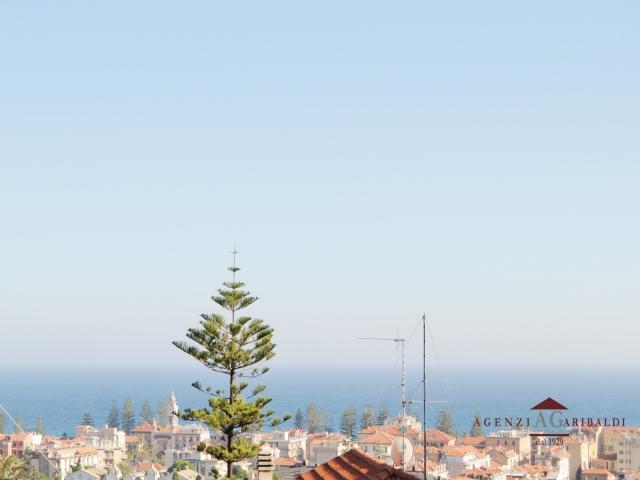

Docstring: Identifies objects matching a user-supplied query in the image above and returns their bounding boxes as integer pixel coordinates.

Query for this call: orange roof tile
[444,445,483,457]
[459,436,486,447]
[359,430,396,445]
[583,468,612,476]
[424,429,455,442]
[132,423,154,433]
[275,458,303,467]
[135,462,167,472]
[296,448,420,480]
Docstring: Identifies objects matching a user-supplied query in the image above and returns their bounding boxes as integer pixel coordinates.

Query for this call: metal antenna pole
[358,335,407,469]
[422,314,427,480]
[400,337,407,419]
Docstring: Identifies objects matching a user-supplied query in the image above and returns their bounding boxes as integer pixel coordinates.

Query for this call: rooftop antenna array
[358,335,409,469]
[361,315,444,479]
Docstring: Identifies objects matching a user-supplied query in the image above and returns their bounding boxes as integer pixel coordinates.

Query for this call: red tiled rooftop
[423,429,455,442]
[358,430,396,445]
[583,468,612,476]
[132,422,154,433]
[296,448,420,480]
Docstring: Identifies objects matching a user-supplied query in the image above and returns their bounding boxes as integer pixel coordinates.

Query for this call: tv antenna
[358,335,409,468]
[358,336,407,418]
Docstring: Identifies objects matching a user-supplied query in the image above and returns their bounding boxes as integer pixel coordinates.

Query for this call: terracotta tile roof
[275,458,304,467]
[582,468,612,476]
[459,436,486,447]
[423,429,455,443]
[444,445,483,457]
[385,426,420,437]
[296,448,420,480]
[359,426,380,435]
[413,445,441,455]
[359,430,396,445]
[135,462,167,472]
[514,465,548,474]
[132,423,154,433]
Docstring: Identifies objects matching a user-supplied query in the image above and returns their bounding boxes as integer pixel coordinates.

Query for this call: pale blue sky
[1,1,638,368]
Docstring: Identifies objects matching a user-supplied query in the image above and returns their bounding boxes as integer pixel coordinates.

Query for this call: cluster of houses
[251,418,640,480]
[3,396,640,480]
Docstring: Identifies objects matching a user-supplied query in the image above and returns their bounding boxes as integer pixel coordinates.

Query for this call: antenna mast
[359,335,408,468]
[422,314,427,480]
[358,336,407,416]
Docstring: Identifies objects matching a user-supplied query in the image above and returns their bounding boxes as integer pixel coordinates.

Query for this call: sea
[0,365,638,436]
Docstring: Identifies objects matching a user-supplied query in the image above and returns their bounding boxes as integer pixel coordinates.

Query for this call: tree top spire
[228,246,240,281]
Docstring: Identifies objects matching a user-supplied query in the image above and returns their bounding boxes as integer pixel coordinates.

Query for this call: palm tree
[0,455,31,480]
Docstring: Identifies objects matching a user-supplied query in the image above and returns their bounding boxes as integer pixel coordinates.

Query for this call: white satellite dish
[390,436,414,469]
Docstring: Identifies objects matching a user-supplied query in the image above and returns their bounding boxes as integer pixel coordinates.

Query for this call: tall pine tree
[360,405,375,430]
[339,407,357,439]
[173,256,290,478]
[81,411,94,427]
[140,401,153,424]
[376,403,389,426]
[294,409,304,430]
[436,409,454,435]
[470,411,483,436]
[305,403,322,433]
[122,398,136,434]
[107,400,120,429]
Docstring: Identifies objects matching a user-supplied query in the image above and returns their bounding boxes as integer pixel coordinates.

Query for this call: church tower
[169,391,179,429]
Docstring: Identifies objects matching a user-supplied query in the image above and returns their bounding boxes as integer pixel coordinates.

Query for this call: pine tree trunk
[227,368,235,478]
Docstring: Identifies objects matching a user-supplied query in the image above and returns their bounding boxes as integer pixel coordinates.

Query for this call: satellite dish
[391,437,414,468]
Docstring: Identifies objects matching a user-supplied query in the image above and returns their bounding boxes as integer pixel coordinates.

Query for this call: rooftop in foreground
[296,448,419,480]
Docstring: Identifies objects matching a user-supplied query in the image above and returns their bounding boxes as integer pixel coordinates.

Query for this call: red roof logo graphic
[531,397,568,410]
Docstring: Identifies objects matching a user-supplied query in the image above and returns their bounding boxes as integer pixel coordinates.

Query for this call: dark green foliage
[470,411,483,436]
[339,407,357,439]
[360,405,375,430]
[305,403,322,433]
[436,409,454,435]
[107,400,120,429]
[324,412,334,433]
[170,460,193,472]
[294,408,304,430]
[231,466,248,480]
[140,401,153,424]
[173,259,290,478]
[376,404,389,426]
[171,460,193,480]
[0,455,31,480]
[81,411,94,427]
[122,398,136,434]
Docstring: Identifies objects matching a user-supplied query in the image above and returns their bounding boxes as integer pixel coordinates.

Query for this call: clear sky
[1,1,638,368]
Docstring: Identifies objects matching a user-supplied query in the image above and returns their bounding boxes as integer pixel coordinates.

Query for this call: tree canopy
[173,257,290,478]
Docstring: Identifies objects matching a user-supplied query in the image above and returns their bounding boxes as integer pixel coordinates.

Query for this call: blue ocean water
[0,365,638,436]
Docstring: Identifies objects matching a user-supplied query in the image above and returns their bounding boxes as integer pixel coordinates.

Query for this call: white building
[443,445,491,476]
[264,430,307,461]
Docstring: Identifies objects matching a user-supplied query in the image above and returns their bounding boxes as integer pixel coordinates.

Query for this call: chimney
[257,446,275,480]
